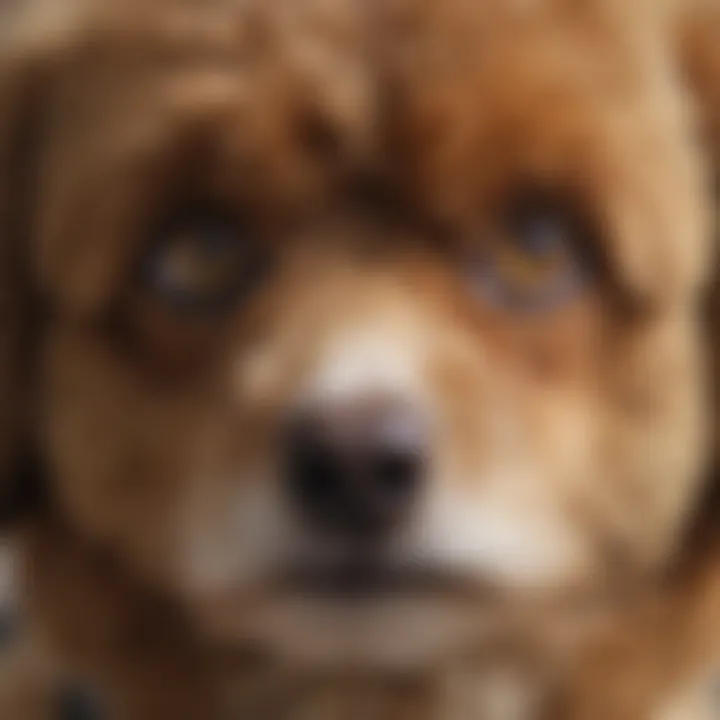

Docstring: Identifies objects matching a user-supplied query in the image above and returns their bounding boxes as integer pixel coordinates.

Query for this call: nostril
[286,425,342,508]
[371,448,422,501]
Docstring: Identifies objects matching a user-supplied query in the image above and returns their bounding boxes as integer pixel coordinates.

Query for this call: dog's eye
[142,210,265,312]
[473,198,588,313]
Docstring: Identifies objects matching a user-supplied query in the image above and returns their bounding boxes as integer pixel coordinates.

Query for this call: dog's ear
[0,5,54,526]
[670,0,720,446]
[675,0,720,170]
[682,5,720,474]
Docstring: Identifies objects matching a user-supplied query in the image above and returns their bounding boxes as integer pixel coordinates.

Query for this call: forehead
[383,0,676,189]
[20,0,709,307]
[29,0,681,192]
[27,0,372,140]
[34,0,686,194]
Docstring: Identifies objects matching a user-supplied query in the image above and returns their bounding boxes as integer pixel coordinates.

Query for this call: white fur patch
[413,475,589,590]
[303,327,427,405]
[655,667,720,720]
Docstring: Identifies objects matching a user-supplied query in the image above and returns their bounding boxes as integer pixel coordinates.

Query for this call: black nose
[284,396,427,540]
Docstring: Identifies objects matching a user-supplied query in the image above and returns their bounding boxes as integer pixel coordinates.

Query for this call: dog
[0,0,718,717]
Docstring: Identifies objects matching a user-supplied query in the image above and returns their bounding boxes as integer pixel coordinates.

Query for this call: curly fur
[0,1,718,718]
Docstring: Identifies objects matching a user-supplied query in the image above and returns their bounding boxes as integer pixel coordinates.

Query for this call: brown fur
[556,3,720,718]
[0,0,718,718]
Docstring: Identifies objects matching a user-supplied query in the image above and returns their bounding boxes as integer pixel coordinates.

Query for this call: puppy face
[1,0,713,670]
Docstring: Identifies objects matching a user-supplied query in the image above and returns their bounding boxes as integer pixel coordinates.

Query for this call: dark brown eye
[141,207,267,313]
[472,194,591,313]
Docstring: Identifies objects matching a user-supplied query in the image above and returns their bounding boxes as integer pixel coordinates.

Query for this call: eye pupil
[514,215,564,257]
[471,193,589,313]
[142,208,265,313]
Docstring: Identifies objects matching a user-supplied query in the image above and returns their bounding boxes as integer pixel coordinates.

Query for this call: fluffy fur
[0,0,718,718]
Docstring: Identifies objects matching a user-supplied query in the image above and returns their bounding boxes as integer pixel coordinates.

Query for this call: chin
[200,594,487,670]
